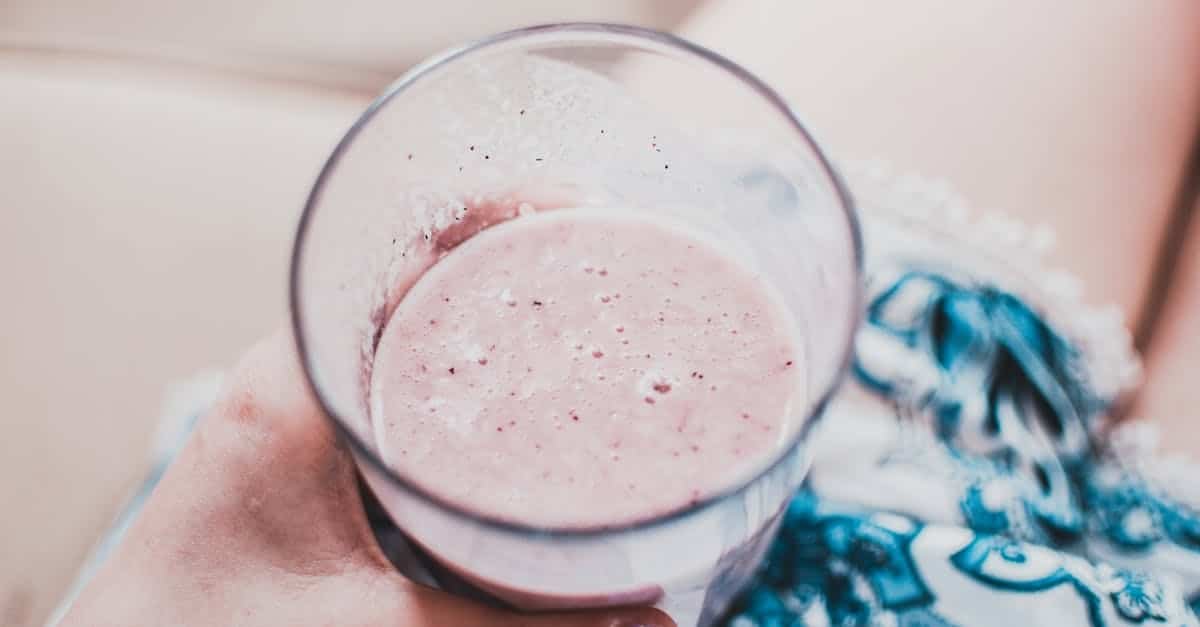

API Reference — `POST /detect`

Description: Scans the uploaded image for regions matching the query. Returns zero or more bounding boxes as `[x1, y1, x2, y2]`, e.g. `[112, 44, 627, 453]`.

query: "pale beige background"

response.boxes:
[0, 4, 696, 624]
[2, 1, 1197, 625]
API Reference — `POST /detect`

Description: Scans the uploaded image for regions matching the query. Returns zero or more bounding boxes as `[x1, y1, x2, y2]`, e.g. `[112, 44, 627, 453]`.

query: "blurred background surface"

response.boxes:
[1, 4, 696, 624]
[2, 1, 1197, 625]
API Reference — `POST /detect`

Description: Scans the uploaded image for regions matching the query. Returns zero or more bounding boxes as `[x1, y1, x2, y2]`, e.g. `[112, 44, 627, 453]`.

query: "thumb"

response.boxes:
[227, 331, 677, 627]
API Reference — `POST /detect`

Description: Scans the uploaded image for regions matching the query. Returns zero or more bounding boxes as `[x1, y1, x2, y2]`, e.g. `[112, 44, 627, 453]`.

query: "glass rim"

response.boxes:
[290, 22, 864, 539]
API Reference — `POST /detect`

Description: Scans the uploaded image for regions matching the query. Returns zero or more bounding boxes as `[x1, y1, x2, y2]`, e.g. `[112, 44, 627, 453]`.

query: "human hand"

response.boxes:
[61, 330, 675, 627]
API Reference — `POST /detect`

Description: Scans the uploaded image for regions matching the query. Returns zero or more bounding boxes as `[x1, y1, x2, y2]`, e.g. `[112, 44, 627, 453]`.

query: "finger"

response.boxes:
[143, 328, 390, 574]
[185, 327, 355, 507]
[384, 578, 676, 627]
[207, 327, 337, 467]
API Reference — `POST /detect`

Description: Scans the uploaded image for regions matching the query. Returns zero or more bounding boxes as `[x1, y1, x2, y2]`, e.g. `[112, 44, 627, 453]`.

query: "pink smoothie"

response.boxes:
[369, 208, 802, 528]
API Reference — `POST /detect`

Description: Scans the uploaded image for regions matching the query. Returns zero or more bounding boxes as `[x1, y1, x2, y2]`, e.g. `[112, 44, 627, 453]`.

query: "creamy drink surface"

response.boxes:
[369, 208, 803, 528]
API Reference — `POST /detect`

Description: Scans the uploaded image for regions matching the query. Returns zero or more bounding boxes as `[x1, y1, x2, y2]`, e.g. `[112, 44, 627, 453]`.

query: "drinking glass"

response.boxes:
[290, 23, 861, 627]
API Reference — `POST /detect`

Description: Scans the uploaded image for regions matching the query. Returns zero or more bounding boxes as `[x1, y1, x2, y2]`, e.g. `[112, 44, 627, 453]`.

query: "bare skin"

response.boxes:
[680, 0, 1200, 453]
[60, 330, 674, 627]
[1135, 204, 1200, 455]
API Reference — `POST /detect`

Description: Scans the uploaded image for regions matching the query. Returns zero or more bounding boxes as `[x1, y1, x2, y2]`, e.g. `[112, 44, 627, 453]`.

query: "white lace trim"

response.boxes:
[1105, 421, 1200, 512]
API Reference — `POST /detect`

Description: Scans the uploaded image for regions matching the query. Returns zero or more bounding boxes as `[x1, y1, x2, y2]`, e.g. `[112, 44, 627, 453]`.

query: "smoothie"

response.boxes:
[369, 208, 803, 528]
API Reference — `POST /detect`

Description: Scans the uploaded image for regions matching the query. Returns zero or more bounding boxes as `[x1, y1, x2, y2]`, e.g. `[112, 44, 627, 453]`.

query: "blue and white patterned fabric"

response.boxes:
[49, 165, 1200, 626]
[719, 164, 1199, 626]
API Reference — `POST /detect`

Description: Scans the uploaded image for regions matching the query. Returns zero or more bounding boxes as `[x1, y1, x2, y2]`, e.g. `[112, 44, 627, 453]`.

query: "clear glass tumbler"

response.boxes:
[290, 23, 861, 627]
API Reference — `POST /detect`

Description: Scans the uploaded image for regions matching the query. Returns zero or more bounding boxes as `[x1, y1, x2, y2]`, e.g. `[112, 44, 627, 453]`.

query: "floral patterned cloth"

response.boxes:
[719, 163, 1199, 626]
[49, 164, 1200, 627]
